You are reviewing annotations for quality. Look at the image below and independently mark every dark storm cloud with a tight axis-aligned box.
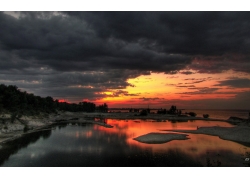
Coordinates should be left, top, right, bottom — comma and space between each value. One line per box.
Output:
177, 87, 220, 95
68, 12, 250, 55
183, 77, 213, 84
215, 78, 250, 88
2, 12, 250, 73
1, 11, 250, 102
179, 71, 194, 75
187, 54, 250, 74
137, 97, 165, 101
176, 85, 196, 88
43, 71, 134, 89
108, 90, 140, 97
39, 86, 107, 101
0, 12, 191, 73
192, 80, 205, 84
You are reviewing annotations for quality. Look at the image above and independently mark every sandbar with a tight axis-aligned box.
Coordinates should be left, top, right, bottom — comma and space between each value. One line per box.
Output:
165, 126, 250, 144
133, 132, 189, 144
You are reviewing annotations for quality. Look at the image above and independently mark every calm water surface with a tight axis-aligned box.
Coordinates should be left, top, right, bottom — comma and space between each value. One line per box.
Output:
1, 119, 250, 167
112, 109, 250, 119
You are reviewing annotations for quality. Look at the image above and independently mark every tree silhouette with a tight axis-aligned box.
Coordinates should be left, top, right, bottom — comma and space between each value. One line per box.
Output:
0, 84, 102, 120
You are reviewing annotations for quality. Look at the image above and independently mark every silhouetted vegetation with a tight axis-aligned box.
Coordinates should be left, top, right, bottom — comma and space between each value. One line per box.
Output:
187, 112, 197, 117
169, 105, 177, 114
157, 105, 182, 115
129, 108, 139, 113
139, 109, 148, 116
0, 84, 105, 119
157, 108, 167, 114
96, 103, 108, 112
203, 114, 209, 118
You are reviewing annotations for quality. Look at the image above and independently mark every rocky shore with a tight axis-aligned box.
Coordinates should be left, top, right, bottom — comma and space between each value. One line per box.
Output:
1, 111, 250, 145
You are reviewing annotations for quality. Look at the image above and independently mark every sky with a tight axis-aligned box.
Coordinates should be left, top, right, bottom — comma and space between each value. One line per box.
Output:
0, 11, 250, 109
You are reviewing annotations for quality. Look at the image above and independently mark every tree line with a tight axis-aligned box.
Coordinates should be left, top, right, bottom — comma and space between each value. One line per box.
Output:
0, 84, 108, 117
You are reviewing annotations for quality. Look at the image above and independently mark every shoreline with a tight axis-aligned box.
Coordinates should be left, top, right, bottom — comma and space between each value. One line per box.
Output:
1, 111, 249, 145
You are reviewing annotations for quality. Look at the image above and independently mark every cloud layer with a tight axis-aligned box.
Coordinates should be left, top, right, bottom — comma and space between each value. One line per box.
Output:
1, 12, 250, 105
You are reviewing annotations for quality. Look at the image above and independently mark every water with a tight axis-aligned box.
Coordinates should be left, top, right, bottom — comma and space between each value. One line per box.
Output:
185, 109, 250, 120
1, 119, 249, 167
111, 109, 250, 119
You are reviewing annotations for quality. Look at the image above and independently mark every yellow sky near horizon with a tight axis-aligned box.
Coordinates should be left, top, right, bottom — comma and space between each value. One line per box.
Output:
97, 70, 250, 108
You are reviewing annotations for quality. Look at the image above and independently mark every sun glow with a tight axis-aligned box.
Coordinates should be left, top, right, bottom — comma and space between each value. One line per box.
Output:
58, 99, 68, 103
96, 70, 250, 108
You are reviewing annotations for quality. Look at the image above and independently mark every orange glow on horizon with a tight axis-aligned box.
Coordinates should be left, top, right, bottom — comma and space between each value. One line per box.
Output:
62, 70, 250, 109
58, 99, 68, 103
92, 70, 250, 108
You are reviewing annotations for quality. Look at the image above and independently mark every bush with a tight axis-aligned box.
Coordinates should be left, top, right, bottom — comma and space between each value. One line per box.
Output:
188, 112, 197, 117
203, 114, 209, 118
139, 109, 148, 116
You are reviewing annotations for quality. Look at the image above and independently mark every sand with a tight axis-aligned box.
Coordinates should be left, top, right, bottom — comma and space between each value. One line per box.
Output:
133, 132, 189, 144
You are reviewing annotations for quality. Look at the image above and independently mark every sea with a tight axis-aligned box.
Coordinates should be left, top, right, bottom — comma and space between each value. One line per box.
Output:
183, 109, 250, 120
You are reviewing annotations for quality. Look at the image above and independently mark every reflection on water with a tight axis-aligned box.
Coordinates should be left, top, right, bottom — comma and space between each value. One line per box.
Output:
0, 119, 249, 167
0, 129, 52, 166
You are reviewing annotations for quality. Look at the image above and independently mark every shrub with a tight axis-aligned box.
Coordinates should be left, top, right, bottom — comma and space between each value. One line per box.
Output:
203, 114, 209, 118
139, 109, 148, 116
188, 112, 197, 117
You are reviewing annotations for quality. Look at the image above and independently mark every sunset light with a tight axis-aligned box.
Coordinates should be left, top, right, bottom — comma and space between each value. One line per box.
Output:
1, 11, 249, 110
1, 5, 250, 170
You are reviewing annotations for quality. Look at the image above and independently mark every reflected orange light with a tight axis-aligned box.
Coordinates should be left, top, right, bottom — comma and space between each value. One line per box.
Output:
83, 130, 92, 138
94, 119, 250, 157
75, 131, 79, 138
